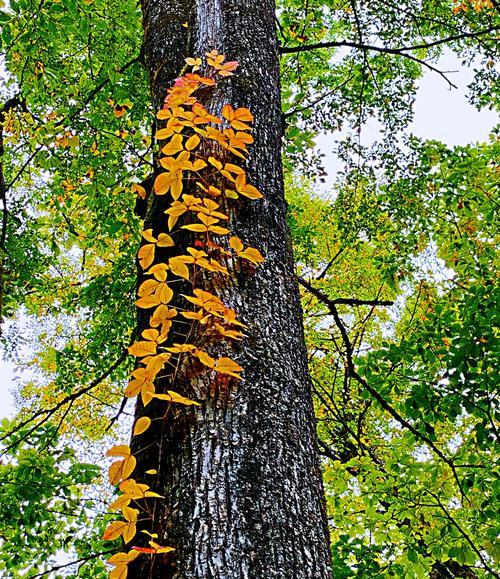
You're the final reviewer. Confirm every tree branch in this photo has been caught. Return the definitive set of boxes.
[299,276,393,307]
[27,550,116,578]
[0,351,128,453]
[280,27,500,88]
[299,276,468,500]
[426,490,499,577]
[57,54,142,126]
[280,27,499,56]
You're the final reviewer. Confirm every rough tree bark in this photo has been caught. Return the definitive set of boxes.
[130,1,332,577]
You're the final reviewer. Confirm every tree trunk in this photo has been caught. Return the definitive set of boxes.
[130,1,332,577]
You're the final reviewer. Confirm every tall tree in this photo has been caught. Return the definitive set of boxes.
[125,0,332,576]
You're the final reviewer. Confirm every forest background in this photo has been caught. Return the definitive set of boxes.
[0,0,498,577]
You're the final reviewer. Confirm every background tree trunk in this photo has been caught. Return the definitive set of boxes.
[130,1,332,577]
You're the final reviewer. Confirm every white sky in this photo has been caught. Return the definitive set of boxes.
[0,53,497,420]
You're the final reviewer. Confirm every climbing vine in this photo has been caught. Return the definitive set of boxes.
[102,51,264,577]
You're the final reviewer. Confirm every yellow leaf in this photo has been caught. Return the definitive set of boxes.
[147,263,169,282]
[239,184,263,199]
[157,233,175,247]
[154,391,201,406]
[181,310,205,321]
[195,349,215,368]
[191,158,207,171]
[214,324,244,340]
[141,328,160,342]
[185,134,200,151]
[145,469,157,475]
[166,343,197,353]
[133,416,152,435]
[125,378,146,398]
[138,244,155,270]
[103,520,127,541]
[208,258,228,275]
[142,382,156,406]
[229,236,244,253]
[198,213,220,227]
[153,545,176,554]
[239,247,265,264]
[182,223,207,233]
[150,305,177,327]
[209,225,230,235]
[222,104,253,130]
[109,564,128,579]
[171,175,183,200]
[128,341,157,358]
[123,506,139,522]
[214,356,243,378]
[183,289,225,314]
[106,444,131,458]
[160,134,183,155]
[109,494,131,511]
[154,171,183,196]
[135,294,161,309]
[142,229,157,243]
[224,162,245,175]
[144,354,170,380]
[185,57,201,70]
[123,521,137,544]
[108,551,140,566]
[154,127,171,139]
[168,257,191,280]
[109,455,137,485]
[138,278,159,296]
[132,184,147,199]
[208,156,223,170]
[156,282,173,304]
